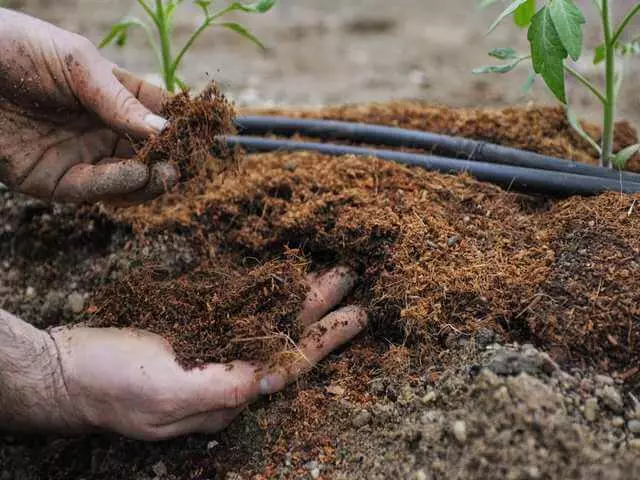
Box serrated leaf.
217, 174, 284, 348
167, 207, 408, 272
489, 47, 519, 59
488, 0, 531, 34
549, 0, 585, 61
514, 0, 536, 28
613, 143, 640, 169
99, 16, 146, 49
528, 7, 568, 103
218, 22, 265, 49
566, 108, 601, 155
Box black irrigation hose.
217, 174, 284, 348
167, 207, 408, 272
225, 135, 640, 197
235, 116, 640, 184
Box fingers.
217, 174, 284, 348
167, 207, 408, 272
50, 159, 177, 203
260, 306, 368, 395
150, 406, 245, 439
70, 48, 167, 138
113, 67, 171, 115
104, 162, 179, 206
298, 267, 357, 328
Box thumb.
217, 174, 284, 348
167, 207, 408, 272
71, 54, 167, 138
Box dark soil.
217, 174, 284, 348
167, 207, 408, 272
2, 103, 640, 479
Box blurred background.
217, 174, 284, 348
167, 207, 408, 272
4, 0, 640, 127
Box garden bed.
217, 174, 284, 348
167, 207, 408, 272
1, 102, 640, 479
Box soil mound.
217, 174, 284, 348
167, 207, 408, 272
2, 102, 640, 479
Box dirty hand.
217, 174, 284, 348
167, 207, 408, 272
0, 8, 178, 204
3, 267, 366, 440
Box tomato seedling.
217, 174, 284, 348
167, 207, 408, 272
101, 0, 277, 93
476, 0, 640, 168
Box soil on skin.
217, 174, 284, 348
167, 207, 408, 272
2, 103, 640, 479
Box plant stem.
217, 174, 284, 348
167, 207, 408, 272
155, 0, 175, 92
171, 19, 212, 80
601, 0, 616, 168
564, 64, 606, 104
611, 3, 640, 46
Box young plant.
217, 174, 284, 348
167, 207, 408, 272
475, 0, 640, 169
101, 0, 277, 93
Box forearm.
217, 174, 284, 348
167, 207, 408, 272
0, 309, 74, 431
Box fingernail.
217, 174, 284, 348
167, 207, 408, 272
144, 114, 168, 134
259, 374, 281, 395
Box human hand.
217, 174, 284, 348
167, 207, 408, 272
46, 267, 366, 440
0, 9, 178, 204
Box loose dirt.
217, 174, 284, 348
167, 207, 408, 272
2, 102, 640, 479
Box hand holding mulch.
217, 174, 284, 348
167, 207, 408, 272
47, 268, 366, 440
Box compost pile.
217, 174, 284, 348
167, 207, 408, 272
2, 102, 640, 479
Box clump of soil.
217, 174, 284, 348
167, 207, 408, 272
134, 82, 241, 181
90, 250, 308, 368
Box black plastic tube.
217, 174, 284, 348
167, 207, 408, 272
235, 116, 640, 184
224, 135, 640, 197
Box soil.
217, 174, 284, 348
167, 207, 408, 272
2, 103, 640, 479
2, 1, 640, 478
134, 84, 241, 182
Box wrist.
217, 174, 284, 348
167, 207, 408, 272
0, 310, 83, 432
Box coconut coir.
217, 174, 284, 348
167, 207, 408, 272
133, 82, 241, 181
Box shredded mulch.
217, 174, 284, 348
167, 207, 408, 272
2, 101, 640, 479
133, 83, 241, 181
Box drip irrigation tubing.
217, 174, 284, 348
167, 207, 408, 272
224, 135, 640, 197
234, 115, 640, 184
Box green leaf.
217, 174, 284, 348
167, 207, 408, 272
479, 0, 501, 7
218, 22, 265, 49
99, 16, 146, 49
549, 0, 586, 61
514, 0, 536, 28
593, 43, 606, 64
473, 56, 526, 74
613, 143, 640, 169
528, 7, 568, 103
621, 40, 640, 56
234, 0, 278, 14
488, 47, 518, 60
566, 107, 602, 155
488, 0, 531, 34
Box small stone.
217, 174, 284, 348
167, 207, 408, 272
67, 292, 85, 314
629, 438, 640, 450
612, 416, 625, 428
447, 235, 460, 247
599, 386, 624, 413
421, 391, 437, 405
412, 470, 428, 480
525, 466, 541, 479
594, 374, 615, 386
207, 440, 219, 450
583, 397, 599, 422
283, 160, 297, 172
352, 410, 372, 428
25, 286, 36, 298
452, 420, 467, 444
152, 460, 168, 477
462, 216, 471, 223
310, 468, 320, 479
627, 420, 640, 434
